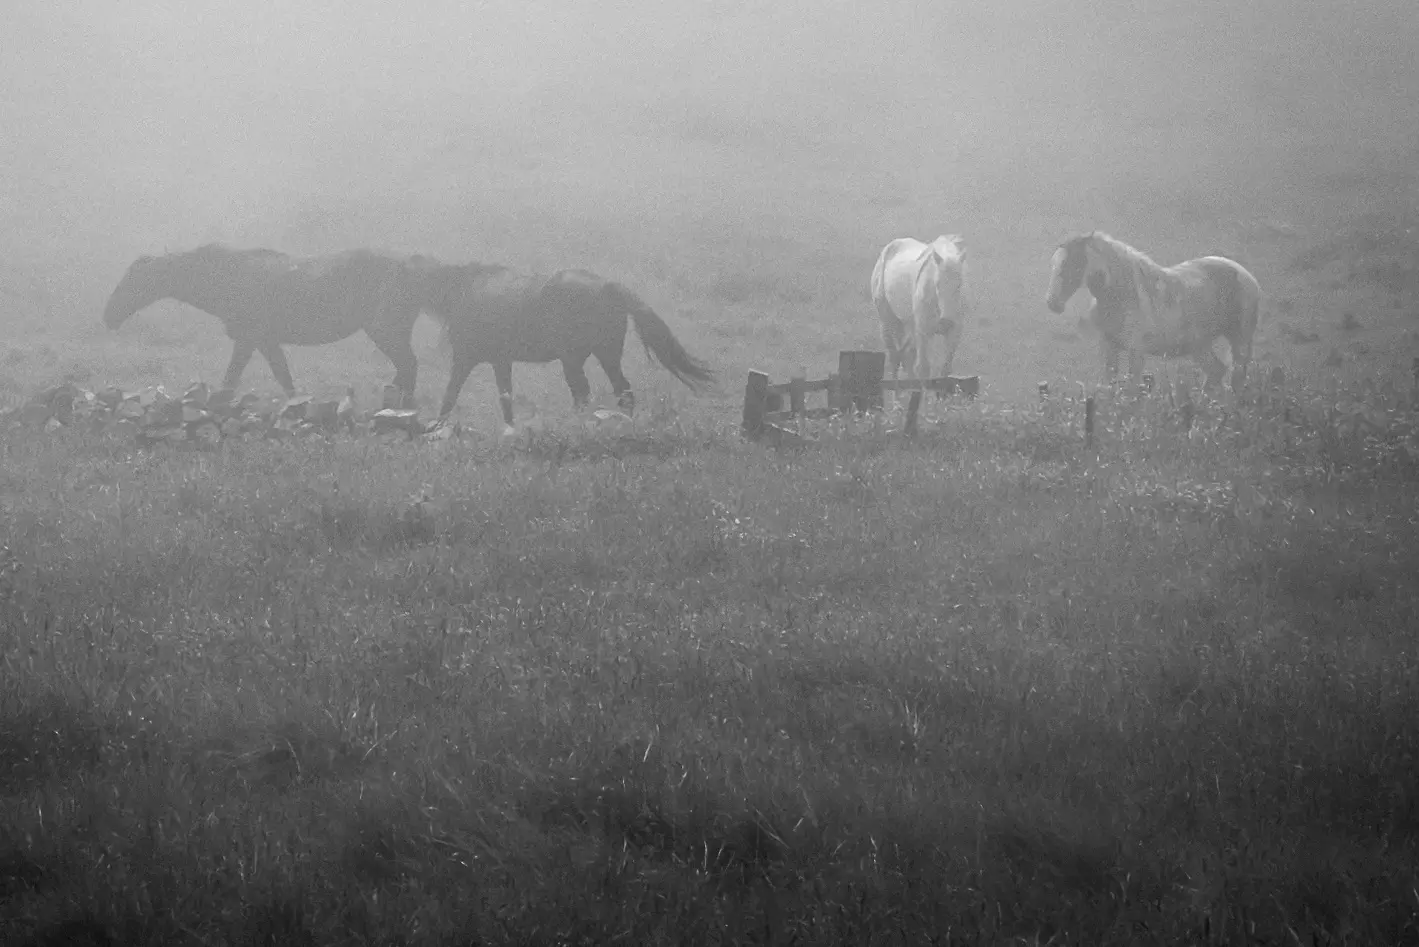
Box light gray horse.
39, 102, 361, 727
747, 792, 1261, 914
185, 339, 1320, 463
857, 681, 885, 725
871, 234, 970, 406
1045, 231, 1262, 391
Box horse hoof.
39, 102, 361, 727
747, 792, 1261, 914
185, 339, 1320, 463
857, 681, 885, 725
500, 425, 517, 438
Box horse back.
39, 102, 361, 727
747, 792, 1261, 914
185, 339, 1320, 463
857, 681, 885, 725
872, 239, 929, 320
1184, 256, 1261, 339
439, 266, 628, 362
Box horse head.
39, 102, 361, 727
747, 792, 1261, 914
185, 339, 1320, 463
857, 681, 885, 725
931, 234, 966, 259
103, 253, 169, 328
927, 234, 967, 283
1045, 232, 1104, 314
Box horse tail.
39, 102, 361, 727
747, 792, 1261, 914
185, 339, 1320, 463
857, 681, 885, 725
1236, 267, 1263, 382
603, 282, 717, 392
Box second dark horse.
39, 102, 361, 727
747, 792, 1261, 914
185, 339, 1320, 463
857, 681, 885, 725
103, 244, 426, 400
408, 258, 716, 430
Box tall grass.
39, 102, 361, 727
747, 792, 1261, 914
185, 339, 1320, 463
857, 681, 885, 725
2, 379, 1417, 945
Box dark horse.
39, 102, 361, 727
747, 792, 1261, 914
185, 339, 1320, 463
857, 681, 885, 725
103, 243, 426, 398
407, 257, 716, 430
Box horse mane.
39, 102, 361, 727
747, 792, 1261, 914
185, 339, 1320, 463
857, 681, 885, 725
1083, 231, 1171, 281
180, 243, 290, 265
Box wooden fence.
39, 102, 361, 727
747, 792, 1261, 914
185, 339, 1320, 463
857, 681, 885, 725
742, 350, 979, 440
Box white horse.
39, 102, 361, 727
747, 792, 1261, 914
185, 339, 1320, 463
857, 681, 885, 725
871, 235, 969, 406
1044, 231, 1262, 392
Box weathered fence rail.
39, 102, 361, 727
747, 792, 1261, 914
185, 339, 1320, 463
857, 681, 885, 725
742, 350, 979, 440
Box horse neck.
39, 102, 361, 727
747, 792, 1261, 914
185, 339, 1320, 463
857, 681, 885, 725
142, 256, 201, 308
1101, 235, 1169, 281
408, 267, 460, 321
158, 255, 249, 315
1093, 238, 1162, 297
417, 263, 506, 318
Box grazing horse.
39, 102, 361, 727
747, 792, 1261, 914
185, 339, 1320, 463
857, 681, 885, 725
1044, 231, 1262, 392
871, 235, 969, 405
405, 257, 716, 431
102, 244, 425, 398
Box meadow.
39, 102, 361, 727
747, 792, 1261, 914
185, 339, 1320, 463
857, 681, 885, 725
2, 351, 1419, 944
5, 1, 1419, 943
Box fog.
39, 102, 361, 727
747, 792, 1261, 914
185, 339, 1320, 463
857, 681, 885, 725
3, 0, 1417, 331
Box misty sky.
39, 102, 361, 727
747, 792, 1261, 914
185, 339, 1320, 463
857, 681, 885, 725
3, 0, 1417, 311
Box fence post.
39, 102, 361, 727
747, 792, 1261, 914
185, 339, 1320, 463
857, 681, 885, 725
1085, 395, 1096, 447
742, 371, 769, 438
837, 352, 854, 414
789, 369, 806, 419
903, 390, 922, 437
382, 384, 408, 411
1038, 381, 1049, 402
839, 351, 885, 416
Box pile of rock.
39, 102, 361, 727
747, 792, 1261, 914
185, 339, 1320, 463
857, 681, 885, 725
2, 382, 447, 447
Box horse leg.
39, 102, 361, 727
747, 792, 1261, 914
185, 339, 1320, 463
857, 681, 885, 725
938, 320, 962, 379
257, 341, 297, 397
366, 321, 418, 400
876, 300, 900, 408
1227, 333, 1250, 394
912, 333, 932, 402
560, 353, 593, 412
221, 338, 256, 392
1127, 350, 1145, 387
1100, 335, 1124, 384
438, 354, 478, 420
492, 360, 516, 433
593, 342, 634, 415
1201, 337, 1232, 394
884, 345, 901, 408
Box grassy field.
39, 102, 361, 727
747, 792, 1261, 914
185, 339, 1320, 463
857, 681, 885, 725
2, 377, 1418, 944
5, 1, 1419, 943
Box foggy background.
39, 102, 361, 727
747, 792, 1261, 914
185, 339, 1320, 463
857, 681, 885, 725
3, 0, 1417, 370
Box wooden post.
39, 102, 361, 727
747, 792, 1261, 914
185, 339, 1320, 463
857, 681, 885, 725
864, 352, 886, 413
1141, 372, 1154, 393
838, 351, 886, 415
789, 370, 806, 419
837, 352, 854, 414
903, 390, 922, 437
1038, 381, 1049, 402
742, 371, 769, 438
1085, 396, 1096, 446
